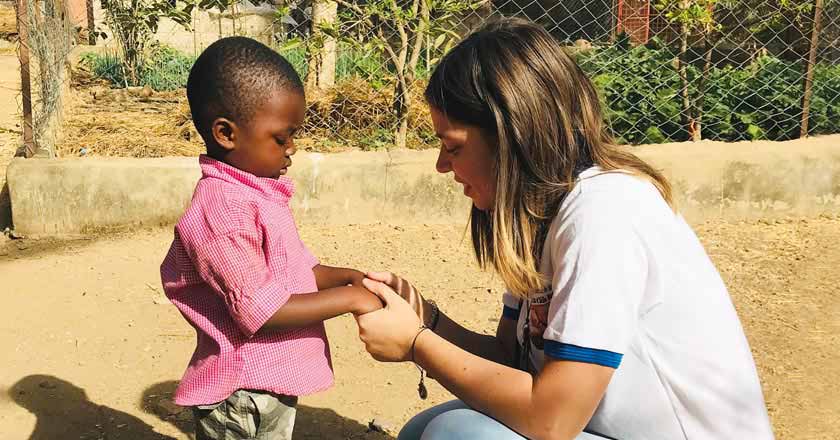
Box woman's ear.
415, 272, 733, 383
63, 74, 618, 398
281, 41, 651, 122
211, 117, 237, 152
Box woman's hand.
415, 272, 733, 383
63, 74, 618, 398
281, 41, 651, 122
356, 277, 423, 362
365, 271, 430, 324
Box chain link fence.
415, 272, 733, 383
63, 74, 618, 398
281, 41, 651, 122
18, 0, 840, 156
12, 0, 75, 158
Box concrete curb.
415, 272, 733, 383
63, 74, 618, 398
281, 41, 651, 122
7, 140, 840, 237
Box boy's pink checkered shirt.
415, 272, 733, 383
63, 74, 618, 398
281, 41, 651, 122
160, 155, 333, 406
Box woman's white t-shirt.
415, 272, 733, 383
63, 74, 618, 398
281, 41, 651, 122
502, 168, 774, 439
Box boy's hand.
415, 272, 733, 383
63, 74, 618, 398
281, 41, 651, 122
348, 270, 366, 289
351, 286, 384, 315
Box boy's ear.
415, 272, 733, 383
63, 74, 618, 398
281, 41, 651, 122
211, 117, 237, 152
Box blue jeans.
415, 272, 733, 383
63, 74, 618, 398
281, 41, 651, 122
398, 400, 610, 440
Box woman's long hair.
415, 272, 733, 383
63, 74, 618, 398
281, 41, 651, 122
425, 17, 674, 298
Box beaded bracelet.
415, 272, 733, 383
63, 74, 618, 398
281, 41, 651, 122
410, 325, 431, 399
426, 300, 440, 331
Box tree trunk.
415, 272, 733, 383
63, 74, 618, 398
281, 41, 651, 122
800, 0, 824, 138
695, 33, 714, 141
217, 8, 223, 39
307, 0, 337, 92
389, 0, 428, 150
86, 0, 95, 44
676, 11, 695, 141
394, 74, 408, 149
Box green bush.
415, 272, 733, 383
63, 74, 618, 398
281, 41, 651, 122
277, 45, 308, 79
578, 38, 686, 144
80, 51, 127, 87
277, 42, 390, 88
81, 44, 195, 91
142, 44, 196, 91
577, 38, 840, 144
83, 41, 840, 145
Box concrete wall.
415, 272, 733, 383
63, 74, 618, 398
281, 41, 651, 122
91, 1, 279, 56
635, 138, 840, 220
6, 136, 840, 237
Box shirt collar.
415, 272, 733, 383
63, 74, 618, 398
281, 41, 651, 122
199, 154, 295, 201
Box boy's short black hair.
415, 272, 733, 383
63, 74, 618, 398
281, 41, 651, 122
186, 36, 304, 145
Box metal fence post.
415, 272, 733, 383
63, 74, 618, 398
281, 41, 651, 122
87, 0, 96, 45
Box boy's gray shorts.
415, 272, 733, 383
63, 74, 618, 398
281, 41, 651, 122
192, 389, 298, 440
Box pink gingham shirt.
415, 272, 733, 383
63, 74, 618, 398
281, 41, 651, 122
160, 155, 333, 406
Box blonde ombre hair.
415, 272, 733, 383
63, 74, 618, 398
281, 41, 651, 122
424, 18, 674, 299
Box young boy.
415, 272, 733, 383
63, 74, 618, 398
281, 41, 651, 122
160, 37, 382, 440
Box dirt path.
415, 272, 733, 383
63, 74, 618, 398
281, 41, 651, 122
1, 218, 838, 439
697, 218, 840, 439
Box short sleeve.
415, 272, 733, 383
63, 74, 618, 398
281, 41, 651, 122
301, 242, 320, 270
187, 226, 292, 338
541, 192, 648, 368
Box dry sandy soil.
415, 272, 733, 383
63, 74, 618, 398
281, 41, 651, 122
0, 20, 838, 437
0, 217, 838, 440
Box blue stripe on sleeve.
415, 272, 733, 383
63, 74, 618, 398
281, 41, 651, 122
543, 341, 623, 368
501, 305, 520, 320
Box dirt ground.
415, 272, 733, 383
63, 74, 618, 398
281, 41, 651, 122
0, 217, 838, 440
1, 18, 839, 437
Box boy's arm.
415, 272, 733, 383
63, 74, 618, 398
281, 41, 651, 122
188, 225, 380, 338
312, 264, 365, 290
259, 285, 382, 333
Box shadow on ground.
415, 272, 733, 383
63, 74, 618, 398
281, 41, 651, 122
1, 181, 11, 231
9, 374, 174, 440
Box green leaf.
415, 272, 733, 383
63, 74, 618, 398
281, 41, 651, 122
746, 124, 763, 140
433, 33, 447, 50
644, 126, 668, 144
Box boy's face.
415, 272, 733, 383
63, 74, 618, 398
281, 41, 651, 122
218, 90, 306, 179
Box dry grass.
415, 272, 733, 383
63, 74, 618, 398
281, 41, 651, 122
58, 71, 437, 158
57, 67, 203, 158
305, 77, 434, 150
57, 85, 203, 158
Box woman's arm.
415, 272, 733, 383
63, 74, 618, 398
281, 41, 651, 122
415, 331, 612, 440
427, 309, 516, 365
357, 279, 612, 440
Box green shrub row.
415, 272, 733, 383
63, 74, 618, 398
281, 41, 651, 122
83, 40, 840, 145
576, 38, 840, 144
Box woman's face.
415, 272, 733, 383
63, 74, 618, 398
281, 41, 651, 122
430, 107, 497, 211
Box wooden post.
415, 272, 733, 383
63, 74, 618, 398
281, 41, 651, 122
87, 0, 96, 45
610, 0, 618, 42
800, 0, 824, 138
14, 0, 35, 158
